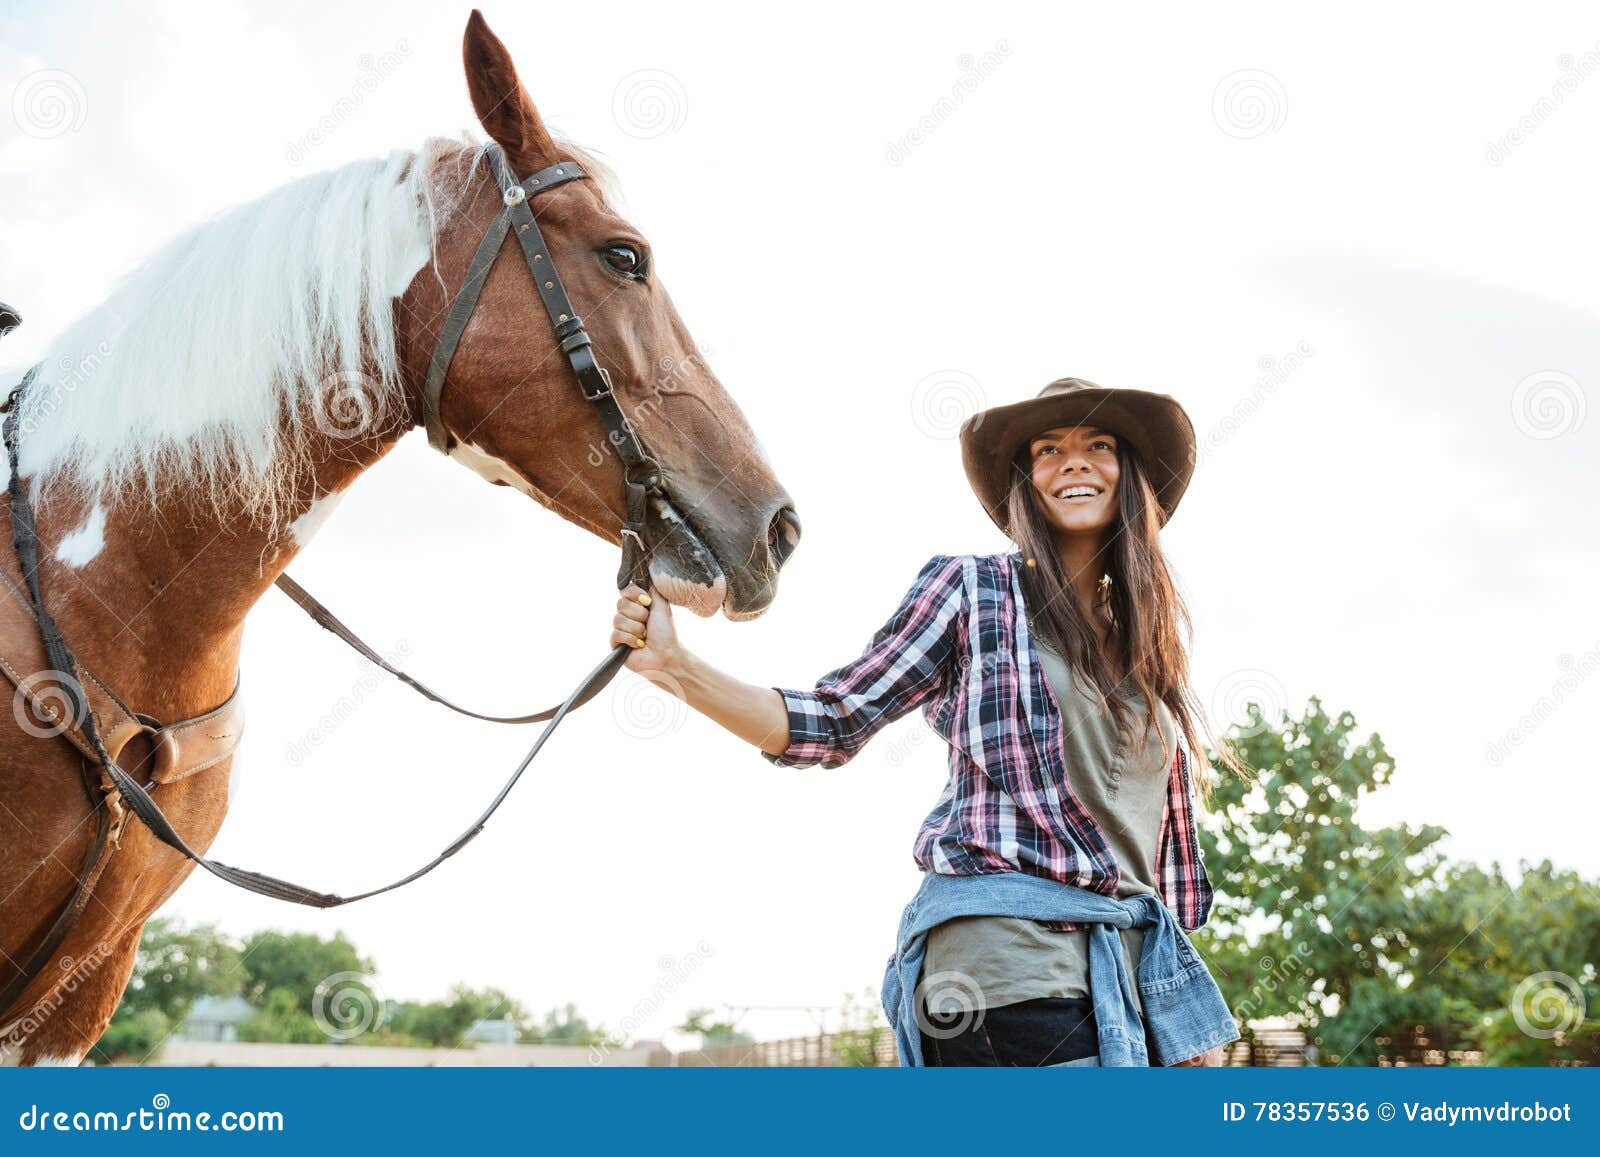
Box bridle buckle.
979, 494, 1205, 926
581, 365, 615, 402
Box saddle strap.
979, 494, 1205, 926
0, 559, 246, 791
0, 759, 113, 1029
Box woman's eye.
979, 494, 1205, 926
602, 244, 647, 278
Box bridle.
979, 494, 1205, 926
0, 145, 670, 1019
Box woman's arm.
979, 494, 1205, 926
609, 586, 791, 756
609, 554, 967, 768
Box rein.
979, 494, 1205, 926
0, 146, 667, 1016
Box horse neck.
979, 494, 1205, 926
33, 426, 404, 722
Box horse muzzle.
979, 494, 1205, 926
641, 491, 727, 617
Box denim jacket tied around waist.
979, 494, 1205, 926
882, 870, 1240, 1067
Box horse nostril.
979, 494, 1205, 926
768, 503, 801, 566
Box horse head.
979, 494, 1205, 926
402, 12, 800, 620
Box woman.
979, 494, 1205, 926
609, 377, 1249, 1066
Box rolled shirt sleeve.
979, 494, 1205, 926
762, 554, 966, 769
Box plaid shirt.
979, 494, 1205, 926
763, 551, 1214, 932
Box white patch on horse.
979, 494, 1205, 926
289, 491, 345, 547
29, 1051, 84, 1066
54, 502, 107, 567
447, 440, 543, 499
448, 440, 621, 547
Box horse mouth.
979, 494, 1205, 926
643, 492, 728, 618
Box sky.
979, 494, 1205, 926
2, 0, 1597, 1045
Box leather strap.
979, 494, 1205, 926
0, 758, 112, 1027
273, 571, 613, 724
420, 157, 589, 453
420, 208, 513, 453
0, 563, 245, 788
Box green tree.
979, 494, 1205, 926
94, 1008, 172, 1064
385, 985, 532, 1048
237, 987, 324, 1044
118, 918, 241, 1022
833, 988, 886, 1067
1197, 696, 1600, 1066
676, 1007, 751, 1045
525, 1001, 608, 1045
93, 918, 242, 1063
1194, 697, 1448, 1042
238, 929, 372, 1016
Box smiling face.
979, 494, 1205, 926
1027, 424, 1122, 541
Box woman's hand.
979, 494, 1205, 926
611, 583, 681, 675
608, 584, 792, 756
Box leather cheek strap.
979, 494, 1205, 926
420, 156, 590, 454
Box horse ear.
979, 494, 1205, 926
462, 10, 559, 175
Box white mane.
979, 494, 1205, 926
11, 138, 480, 522
10, 133, 625, 525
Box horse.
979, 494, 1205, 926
0, 10, 800, 1066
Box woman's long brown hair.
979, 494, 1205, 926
1004, 439, 1252, 798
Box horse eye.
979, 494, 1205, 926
602, 244, 646, 278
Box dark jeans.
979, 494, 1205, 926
920, 996, 1102, 1066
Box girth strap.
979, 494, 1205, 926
0, 561, 246, 787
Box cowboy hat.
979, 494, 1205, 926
958, 376, 1196, 537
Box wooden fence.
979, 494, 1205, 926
662, 1022, 1566, 1067
667, 1026, 1287, 1067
